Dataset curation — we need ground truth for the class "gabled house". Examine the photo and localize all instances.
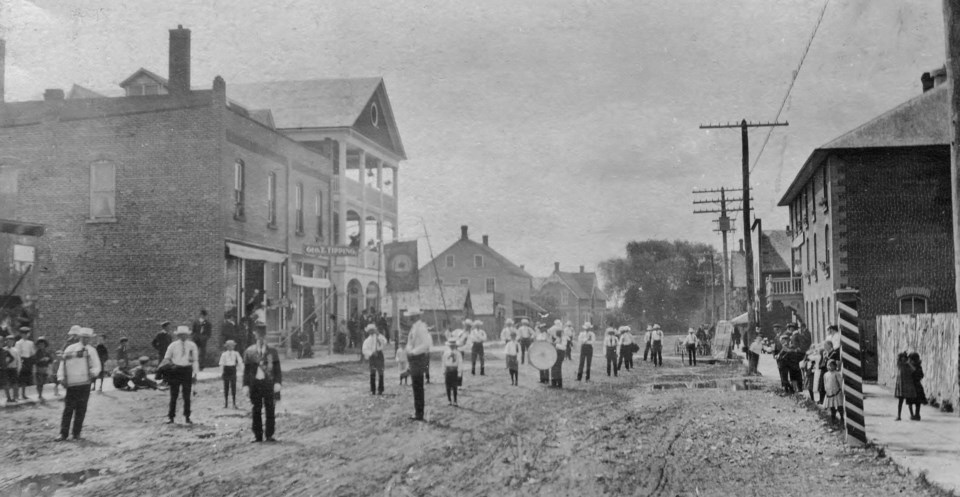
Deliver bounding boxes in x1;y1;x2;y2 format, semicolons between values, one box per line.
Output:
778;70;956;380
418;225;538;331
534;263;609;328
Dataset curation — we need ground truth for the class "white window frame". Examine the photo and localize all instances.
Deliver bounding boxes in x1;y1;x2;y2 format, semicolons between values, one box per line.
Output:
899;296;928;315
89;162;116;220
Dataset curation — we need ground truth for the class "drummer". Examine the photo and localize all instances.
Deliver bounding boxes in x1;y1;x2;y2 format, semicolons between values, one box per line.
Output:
499;319;516;344
604;327;619;377
516;318;534;364
534;323;550;384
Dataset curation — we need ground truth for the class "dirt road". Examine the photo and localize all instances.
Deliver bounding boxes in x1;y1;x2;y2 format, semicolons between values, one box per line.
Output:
0;348;944;497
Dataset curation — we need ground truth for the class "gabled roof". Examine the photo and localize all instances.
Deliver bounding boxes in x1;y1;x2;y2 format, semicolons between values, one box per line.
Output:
421;238;532;279
118;68;168;88
226;77;406;158
779;84;949;206
384;285;471;312
66;84;107;100
546;270;609;301
759;230;792;274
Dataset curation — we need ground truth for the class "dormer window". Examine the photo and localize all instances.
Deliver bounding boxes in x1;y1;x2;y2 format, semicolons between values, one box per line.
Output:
119;69;169;97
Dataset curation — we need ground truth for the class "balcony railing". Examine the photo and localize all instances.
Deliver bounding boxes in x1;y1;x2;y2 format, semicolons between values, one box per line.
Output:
767;276;802;296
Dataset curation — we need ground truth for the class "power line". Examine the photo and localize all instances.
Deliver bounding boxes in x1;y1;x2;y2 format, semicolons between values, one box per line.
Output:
750;0;831;175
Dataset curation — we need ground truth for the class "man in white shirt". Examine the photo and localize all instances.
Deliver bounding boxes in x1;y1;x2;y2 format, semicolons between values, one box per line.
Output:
56;327;101;441
468;320;488;376
362;324;388;395
650;324;664;367
683;328;699;366
576;323;596;382
163;326;200;424
15;327;36;400
534;324;550;384
550;326;568;388
404;308;431;421
516;318;534;364
642;325;653;362
243;327;282;442
618;326;635;371
499;319;516;344
826;325;841;351
451;319;470;349
3;335;22;402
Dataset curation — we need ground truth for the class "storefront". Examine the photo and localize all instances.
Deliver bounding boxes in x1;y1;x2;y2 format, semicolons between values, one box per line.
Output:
291;258;333;349
224;242;288;346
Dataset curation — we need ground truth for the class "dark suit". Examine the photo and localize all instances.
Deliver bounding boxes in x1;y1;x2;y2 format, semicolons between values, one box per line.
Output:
151;331;171;363
243;343;282;441
192;320;212;369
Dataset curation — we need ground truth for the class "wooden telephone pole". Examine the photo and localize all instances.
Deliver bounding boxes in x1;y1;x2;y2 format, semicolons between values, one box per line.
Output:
693;186;750;320
700;120;788;333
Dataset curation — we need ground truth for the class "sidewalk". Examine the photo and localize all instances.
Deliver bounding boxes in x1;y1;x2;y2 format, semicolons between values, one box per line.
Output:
745;350;960;495
0;349;363;409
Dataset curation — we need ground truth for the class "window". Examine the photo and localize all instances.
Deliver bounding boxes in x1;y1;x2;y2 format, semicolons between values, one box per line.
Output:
810;184;816;223
899;296;928;315
459;278;469;286
295;183;304;234
823;225;831;277
315;191;324;238
90;162;116;219
805;237;810;273
144;84;160;95
813;233;818;269
560;291;569;305
445;255;455;268
333;211;340;245
267;172;277;227
821;166;829;211
474;255;484;268
233;160;245;220
486;278;495;293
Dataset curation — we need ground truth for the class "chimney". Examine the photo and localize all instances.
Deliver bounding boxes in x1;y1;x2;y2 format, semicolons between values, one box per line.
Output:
520;265;525;271
0;39;5;103
739;239;744;253
482;235;489;246
554;262;560;272
921;72;934;92
168;25;191;94
460;225;468;240
43;89;64;101
580;265;585;273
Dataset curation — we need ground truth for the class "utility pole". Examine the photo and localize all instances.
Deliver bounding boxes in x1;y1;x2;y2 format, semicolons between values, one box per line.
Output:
700;119;788;336
944;1;960;325
693;186;750;320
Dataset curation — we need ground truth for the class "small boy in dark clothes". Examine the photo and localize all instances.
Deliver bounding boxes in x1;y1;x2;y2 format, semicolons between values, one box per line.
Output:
907;352;926;421
131;356;159;390
33;338;54;400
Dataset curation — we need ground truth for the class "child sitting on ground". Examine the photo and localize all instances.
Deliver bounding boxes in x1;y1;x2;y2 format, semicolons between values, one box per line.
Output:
396;341;409;385
823;359;844;425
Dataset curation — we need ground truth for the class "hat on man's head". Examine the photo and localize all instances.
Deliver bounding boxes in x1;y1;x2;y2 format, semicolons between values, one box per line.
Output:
138;356;150;363
446;339;458;347
36;336;48;345
582;322;593;329
772;323;783;329
160;321;171;328
606;327;616;334
505;318;514;325
68;325;82;336
521;318;530;324
786;323;799;330
653;324;661;330
119;336;128;343
224;340;236;347
647;325;653;331
78;327;95;338
688;328;696;333
19;326;31;333
462;318;473;326
565;321;573;327
365;323;378;333
554;320;562;326
406;307;421;316
174;325;191;336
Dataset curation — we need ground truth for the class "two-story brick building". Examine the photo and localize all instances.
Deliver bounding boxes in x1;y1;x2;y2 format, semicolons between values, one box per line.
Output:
418;225;541;331
778;71;956;379
0;27;406;361
534;263;608;329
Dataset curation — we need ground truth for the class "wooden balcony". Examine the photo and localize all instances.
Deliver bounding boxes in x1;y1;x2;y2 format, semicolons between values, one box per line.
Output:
767;276;802;296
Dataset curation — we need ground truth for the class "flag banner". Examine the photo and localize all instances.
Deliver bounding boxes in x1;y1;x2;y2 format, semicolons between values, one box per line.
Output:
385;241;419;293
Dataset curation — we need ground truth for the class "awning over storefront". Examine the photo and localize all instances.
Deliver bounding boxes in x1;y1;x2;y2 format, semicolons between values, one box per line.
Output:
226;242;287;263
291;274;332;289
0;218;44;237
730;312;749;325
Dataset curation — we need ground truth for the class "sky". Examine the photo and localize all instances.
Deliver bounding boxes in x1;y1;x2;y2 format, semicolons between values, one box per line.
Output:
0;0;948;277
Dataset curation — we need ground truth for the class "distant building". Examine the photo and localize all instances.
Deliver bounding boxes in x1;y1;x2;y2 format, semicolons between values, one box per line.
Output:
534;262;608;328
418;225;542;332
778;70;956;379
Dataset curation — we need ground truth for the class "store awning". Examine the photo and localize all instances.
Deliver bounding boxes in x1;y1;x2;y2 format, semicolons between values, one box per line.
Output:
730;312;749;325
0;219;44;237
291;274;332;289
226;242;287;263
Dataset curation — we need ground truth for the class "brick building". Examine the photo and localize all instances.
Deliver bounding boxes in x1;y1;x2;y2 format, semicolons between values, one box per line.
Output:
418;225;541;331
534;263;609;329
0;27;406;361
778;71;956;379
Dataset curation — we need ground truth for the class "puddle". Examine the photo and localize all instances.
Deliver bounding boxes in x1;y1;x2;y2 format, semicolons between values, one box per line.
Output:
197;433;217;439
0;469;102;497
651;383;688;390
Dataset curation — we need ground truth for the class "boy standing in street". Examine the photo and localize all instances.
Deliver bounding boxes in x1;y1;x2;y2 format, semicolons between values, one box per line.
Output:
504;332;520;386
442;339;463;406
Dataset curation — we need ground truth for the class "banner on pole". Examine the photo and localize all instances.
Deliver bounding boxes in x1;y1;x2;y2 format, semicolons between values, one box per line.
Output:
385;241;419;293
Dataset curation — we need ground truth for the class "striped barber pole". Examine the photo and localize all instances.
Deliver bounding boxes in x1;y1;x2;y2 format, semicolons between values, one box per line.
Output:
835;289;866;446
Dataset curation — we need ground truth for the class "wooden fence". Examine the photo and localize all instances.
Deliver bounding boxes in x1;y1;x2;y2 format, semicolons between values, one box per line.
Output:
876;313;959;412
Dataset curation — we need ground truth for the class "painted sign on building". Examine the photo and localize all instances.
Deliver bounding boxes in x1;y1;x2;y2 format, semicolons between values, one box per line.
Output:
303;244;360;258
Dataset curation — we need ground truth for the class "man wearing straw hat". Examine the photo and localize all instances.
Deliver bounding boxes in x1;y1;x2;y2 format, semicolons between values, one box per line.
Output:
163;325;199;424
468;319;488;376
56;327;101;441
650;324;664;367
404;308;430;421
362;323;388;395
604;327;620;377
576;322;596;382
516;318;534;365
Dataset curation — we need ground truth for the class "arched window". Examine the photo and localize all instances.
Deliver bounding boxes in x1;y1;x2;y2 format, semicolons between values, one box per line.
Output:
899;296;928;315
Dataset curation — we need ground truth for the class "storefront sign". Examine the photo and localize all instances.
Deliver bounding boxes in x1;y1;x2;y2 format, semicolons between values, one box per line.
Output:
385;241;419;293
303;244;360;258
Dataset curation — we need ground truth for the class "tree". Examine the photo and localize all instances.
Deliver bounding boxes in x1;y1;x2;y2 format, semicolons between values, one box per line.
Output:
600;239;717;332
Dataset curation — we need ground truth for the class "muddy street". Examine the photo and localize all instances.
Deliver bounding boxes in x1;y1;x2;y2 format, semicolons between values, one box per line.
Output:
0;349;942;497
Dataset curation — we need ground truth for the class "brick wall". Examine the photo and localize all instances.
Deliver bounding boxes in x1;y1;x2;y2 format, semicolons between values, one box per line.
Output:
0;96;224;360
840;146;956;378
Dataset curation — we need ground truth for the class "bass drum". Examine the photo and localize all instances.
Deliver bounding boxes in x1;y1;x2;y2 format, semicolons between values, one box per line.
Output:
528;341;558;371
